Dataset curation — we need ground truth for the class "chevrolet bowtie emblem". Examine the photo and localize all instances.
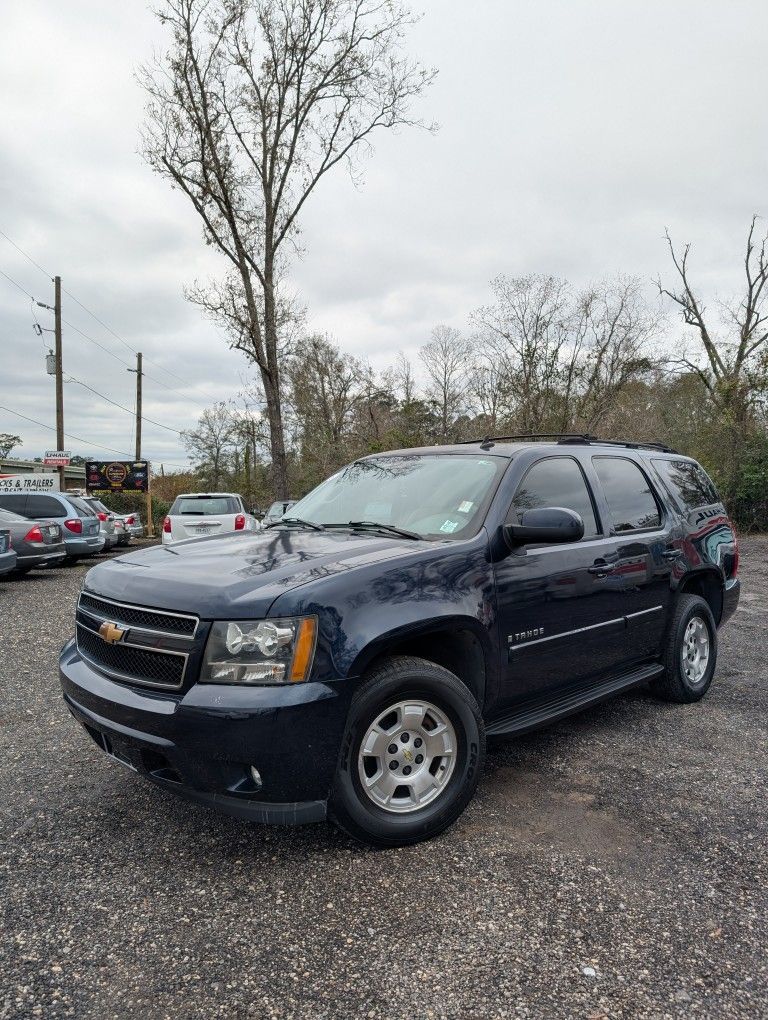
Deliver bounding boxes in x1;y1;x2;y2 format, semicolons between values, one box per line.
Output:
402;747;414;762
99;621;125;644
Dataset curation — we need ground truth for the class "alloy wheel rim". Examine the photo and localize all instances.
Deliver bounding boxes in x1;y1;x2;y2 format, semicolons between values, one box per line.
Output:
357;699;458;814
681;615;710;685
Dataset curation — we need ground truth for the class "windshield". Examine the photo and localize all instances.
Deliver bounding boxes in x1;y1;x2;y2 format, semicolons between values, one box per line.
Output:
170;496;239;516
288;455;506;539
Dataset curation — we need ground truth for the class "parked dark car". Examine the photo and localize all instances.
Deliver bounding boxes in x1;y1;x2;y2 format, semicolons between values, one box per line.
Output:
0;508;66;573
0;527;16;575
0;492;105;560
59;436;740;846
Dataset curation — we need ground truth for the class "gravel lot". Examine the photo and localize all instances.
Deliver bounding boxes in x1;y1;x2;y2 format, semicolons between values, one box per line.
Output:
1;538;766;1019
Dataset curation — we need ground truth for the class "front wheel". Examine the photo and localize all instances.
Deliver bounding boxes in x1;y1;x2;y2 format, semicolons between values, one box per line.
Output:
330;656;485;847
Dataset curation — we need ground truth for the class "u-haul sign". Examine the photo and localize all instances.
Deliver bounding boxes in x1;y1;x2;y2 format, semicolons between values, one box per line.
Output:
0;473;60;492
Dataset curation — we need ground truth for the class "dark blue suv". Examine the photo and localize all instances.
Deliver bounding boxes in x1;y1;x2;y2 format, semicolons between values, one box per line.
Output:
59;436;740;846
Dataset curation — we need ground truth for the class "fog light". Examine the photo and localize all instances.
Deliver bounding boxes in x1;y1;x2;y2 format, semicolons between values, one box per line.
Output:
250;766;262;791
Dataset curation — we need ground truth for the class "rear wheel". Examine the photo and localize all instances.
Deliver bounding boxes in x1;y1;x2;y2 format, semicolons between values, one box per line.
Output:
651;594;717;703
330;656;485;847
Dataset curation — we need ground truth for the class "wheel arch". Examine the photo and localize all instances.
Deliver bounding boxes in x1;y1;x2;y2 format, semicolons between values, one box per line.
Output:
676;568;724;624
349;618;491;709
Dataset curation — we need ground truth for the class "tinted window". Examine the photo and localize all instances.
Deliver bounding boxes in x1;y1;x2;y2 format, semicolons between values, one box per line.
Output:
0;494;29;514
652;459;719;511
170;496;240;515
509;457;598;537
23;495;64;518
593;457;661;532
68;497;96;518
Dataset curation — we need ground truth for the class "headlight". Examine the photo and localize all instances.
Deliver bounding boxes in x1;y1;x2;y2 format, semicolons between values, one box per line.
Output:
200;616;317;685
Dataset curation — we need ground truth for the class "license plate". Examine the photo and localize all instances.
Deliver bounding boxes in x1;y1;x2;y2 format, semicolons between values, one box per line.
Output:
48;526;58;537
196;526;211;535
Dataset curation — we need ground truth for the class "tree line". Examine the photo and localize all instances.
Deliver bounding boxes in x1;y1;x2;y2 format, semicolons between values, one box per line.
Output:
169;224;768;531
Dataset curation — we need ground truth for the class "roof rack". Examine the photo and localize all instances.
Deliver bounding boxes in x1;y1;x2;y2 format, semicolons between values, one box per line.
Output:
458;433;678;454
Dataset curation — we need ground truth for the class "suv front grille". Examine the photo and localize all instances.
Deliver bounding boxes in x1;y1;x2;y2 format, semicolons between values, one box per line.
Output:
76;624;186;688
78;591;198;636
76;591;199;690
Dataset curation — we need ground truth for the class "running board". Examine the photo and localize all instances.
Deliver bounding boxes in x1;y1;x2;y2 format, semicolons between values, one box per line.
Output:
485;663;664;737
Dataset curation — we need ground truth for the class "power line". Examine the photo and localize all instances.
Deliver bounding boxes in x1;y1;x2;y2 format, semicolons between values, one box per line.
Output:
64;375;185;435
0;226;241;404
0;404;135;458
0;267;34;300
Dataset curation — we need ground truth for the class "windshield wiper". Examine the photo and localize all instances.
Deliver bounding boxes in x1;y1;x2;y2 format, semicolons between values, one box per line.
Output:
264;516;325;531
343;520;421;540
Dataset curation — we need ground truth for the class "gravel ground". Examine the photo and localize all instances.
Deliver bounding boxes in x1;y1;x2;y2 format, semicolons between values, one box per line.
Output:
1;538;766;1020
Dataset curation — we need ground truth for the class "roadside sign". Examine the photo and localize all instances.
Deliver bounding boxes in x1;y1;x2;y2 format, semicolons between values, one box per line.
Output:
0;473;60;492
44;450;72;467
85;461;149;493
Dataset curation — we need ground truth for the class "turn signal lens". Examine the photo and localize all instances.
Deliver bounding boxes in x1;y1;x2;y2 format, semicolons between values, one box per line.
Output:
290;617;317;682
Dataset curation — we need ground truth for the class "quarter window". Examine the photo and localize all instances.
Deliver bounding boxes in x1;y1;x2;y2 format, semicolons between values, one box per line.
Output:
593;457;661;533
509;457;598;537
651;459;719;512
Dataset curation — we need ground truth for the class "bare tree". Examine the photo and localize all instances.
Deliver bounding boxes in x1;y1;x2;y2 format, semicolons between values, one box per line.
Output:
657;217;768;496
658;217;768;414
140;0;435;497
419;325;471;441
182;401;238;488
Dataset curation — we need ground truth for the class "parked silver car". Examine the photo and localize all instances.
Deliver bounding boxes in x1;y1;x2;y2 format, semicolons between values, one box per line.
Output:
0;492;104;560
0;527;16;575
0;508;66;572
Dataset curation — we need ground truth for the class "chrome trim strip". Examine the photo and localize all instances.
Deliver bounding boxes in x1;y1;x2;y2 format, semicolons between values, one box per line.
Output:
508;605;665;652
508;616;625;651
78;590;199;636
625;605;664;619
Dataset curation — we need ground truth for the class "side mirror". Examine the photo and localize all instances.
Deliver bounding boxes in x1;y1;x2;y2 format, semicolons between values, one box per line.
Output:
503;507;584;548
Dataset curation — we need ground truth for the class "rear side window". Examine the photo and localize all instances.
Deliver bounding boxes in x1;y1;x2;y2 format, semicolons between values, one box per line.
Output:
593;457;661;533
651;459;720;511
0;494;29;514
170;496;239;515
509;457;599;537
68;497;97;518
23;495;64;518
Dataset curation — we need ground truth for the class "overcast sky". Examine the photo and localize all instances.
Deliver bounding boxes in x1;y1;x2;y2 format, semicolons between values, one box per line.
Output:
1;0;766;469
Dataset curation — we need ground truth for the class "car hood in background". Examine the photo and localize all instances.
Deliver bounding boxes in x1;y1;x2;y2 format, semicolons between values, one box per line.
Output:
82;529;428;618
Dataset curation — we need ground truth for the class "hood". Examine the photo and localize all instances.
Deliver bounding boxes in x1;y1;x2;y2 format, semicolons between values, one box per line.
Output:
83;528;427;618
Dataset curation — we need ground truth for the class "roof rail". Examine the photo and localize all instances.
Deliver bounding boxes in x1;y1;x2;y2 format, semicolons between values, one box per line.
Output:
458;433;678;454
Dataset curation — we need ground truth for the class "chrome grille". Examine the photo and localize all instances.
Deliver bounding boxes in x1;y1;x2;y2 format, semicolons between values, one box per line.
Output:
76;591;198;690
78;591;198;636
76;624;186;688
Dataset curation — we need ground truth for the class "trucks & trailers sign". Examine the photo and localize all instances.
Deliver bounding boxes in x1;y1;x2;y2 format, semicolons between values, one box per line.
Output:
0;473;60;492
85;461;149;494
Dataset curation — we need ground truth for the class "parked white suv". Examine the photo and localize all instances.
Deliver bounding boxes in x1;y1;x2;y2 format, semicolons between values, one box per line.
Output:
161;492;257;545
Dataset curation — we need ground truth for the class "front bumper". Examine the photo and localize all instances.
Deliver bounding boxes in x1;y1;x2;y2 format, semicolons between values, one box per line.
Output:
59;638;355;824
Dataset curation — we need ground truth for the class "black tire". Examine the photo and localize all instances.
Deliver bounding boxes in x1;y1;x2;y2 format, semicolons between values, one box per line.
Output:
650;593;718;703
329;656;485;848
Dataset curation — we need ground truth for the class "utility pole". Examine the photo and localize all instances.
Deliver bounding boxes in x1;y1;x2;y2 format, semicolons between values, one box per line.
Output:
127;352;154;538
54;276;65;491
128;352;143;460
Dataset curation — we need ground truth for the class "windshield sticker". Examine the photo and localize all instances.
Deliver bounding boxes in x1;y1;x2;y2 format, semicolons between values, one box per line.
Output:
457;500;474;514
439;520;460;533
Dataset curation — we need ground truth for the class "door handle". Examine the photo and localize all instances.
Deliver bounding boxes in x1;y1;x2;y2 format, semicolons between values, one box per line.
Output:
661;548;682;562
588;561;615;576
